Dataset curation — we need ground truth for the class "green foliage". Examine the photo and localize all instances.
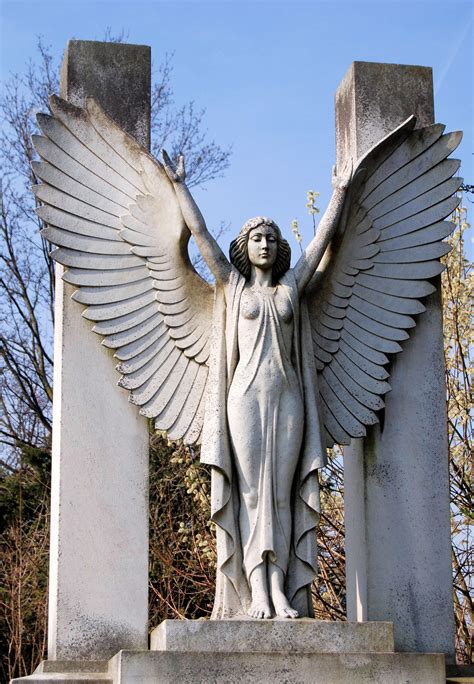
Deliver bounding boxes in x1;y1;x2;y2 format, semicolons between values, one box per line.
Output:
0;448;50;681
0;446;50;532
148;436;215;622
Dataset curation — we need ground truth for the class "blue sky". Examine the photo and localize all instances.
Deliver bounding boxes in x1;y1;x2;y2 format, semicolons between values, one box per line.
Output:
1;0;473;257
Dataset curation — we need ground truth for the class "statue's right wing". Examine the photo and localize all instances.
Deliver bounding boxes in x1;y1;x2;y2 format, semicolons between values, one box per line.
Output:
32;95;214;444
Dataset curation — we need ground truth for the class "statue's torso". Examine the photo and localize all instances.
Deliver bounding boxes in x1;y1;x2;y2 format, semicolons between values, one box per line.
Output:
232;284;298;393
226;281;304;576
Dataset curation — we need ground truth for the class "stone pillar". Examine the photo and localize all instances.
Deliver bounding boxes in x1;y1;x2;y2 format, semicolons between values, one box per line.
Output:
337;62;455;660
48;41;151;661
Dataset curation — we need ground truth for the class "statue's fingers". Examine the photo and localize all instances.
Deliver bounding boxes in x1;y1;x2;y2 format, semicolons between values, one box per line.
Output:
177;154;186;179
161;148;173;169
161;149;179;181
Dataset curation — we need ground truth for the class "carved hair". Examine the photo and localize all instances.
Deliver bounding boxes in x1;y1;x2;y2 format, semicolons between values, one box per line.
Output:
229;217;291;283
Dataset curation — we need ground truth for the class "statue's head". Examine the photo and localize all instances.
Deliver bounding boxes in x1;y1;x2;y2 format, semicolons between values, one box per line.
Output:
229;217;291;282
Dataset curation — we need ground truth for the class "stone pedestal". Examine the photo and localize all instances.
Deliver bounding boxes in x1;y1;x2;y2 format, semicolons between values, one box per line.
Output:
151;618;395;652
113;620;445;683
337;62;455;659
13;621;447;683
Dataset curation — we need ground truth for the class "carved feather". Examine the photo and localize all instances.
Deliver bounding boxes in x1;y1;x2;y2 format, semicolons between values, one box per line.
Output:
308;116;462;446
33;95;215;444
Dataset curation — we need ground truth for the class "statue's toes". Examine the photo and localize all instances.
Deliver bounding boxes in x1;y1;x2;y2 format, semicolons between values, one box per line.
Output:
248;604;271;619
258;608;271;619
275;606;299;619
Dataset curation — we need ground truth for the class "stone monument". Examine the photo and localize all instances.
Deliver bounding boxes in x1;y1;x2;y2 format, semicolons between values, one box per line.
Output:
12;41;462;684
43;41;150;662
339;63;457;661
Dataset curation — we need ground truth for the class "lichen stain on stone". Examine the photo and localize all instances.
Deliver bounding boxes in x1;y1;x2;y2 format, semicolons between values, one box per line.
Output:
60;613;146;660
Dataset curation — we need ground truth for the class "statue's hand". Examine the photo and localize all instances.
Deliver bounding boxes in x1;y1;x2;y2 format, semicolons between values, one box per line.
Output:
331;159;353;191
162;149;186;184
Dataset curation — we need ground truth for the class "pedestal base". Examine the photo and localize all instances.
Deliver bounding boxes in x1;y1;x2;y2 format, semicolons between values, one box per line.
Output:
12;620;448;683
113;650;445;683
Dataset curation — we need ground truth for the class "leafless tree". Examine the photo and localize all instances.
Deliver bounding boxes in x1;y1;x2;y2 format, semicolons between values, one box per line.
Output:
442;201;473;663
0;38;230;469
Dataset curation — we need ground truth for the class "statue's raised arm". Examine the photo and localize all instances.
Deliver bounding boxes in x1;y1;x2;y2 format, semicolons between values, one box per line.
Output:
294;161;353;296
161;150;231;284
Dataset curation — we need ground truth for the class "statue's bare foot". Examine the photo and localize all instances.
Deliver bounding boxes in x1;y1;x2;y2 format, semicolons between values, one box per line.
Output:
248;563;272;618
247;598;272;619
247;590;272;619
272;591;299;619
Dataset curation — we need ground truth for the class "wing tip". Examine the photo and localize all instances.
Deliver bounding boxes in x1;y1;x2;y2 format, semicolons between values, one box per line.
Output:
49;94;86;120
36;112;52;128
447;129;463;150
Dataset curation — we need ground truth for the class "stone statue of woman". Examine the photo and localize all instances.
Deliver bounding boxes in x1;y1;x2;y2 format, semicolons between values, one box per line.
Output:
160;151;350;619
33;96;462;619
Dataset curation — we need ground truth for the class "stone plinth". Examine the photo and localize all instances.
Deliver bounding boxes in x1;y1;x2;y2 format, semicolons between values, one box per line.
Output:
11;660;111;683
12;621;447;683
150;618;394;653
111;650;445;684
119;620;444;684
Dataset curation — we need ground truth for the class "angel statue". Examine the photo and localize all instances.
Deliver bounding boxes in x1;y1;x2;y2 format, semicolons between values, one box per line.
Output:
33;96;462;620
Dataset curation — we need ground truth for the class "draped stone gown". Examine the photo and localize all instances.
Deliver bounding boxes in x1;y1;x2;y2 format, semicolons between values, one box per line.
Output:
227;284;304;580
201;267;326;618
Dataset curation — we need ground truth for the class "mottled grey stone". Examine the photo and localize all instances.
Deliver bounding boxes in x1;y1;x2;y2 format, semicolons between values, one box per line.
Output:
151;619;395;653
61;40;151;148
47;41;150;663
335;61;434;170
10;660;111;683
110;649;446;684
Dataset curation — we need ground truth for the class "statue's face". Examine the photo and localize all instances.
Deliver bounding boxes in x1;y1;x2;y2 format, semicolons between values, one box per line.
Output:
247;225;278;270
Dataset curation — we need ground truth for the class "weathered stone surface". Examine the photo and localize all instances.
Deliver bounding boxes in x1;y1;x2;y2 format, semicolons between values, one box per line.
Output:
47;41;150;661
61;41;151;148
12;649;447;684
337;61;455;659
11;659;111;683
151;618;395;653
335;61;434;170
12;676;110;683
110;649;446;683
11;675;112;682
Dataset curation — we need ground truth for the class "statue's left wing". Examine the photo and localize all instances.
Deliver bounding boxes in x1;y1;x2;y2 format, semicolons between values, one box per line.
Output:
306;116;462;447
32;96;214;444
